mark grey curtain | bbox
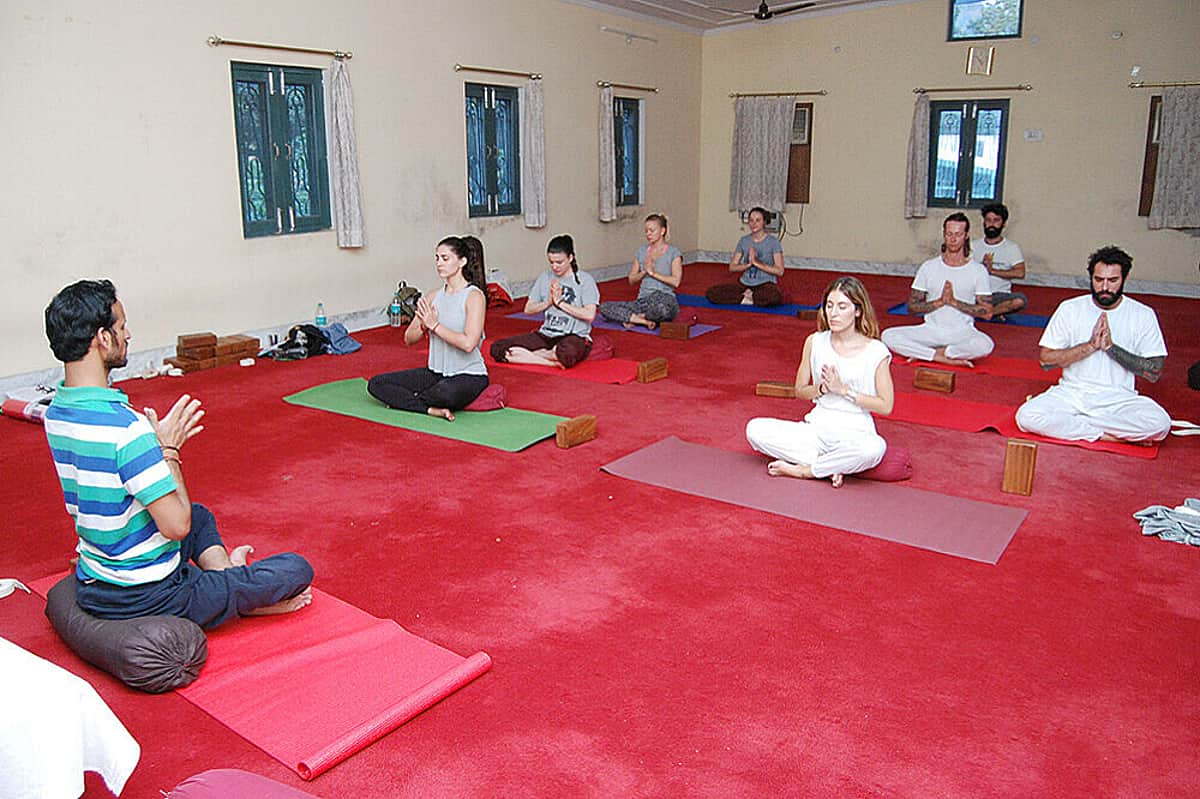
[599,84,616,222]
[728,95,796,213]
[521,78,546,228]
[904,93,930,219]
[324,60,365,247]
[1149,86,1200,230]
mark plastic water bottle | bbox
[389,291,403,327]
[315,302,327,327]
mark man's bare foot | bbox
[831,473,844,488]
[932,350,974,368]
[428,407,455,421]
[767,460,813,479]
[1098,433,1153,446]
[229,545,254,567]
[245,587,313,616]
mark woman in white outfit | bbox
[746,276,895,488]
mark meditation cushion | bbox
[44,575,207,693]
[587,334,614,361]
[857,445,913,482]
[169,769,322,798]
[464,383,507,411]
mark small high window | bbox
[948,0,1023,41]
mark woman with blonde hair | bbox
[598,213,682,330]
[745,276,894,487]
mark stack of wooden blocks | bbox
[166,332,260,374]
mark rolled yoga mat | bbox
[601,436,1026,564]
[283,378,564,452]
[174,587,491,780]
[888,391,1160,459]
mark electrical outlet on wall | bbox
[1023,129,1044,142]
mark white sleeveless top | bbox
[805,330,890,433]
[427,284,487,377]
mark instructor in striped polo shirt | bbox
[42,279,313,628]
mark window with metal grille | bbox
[465,83,521,218]
[614,96,642,207]
[231,62,331,238]
[927,99,1009,209]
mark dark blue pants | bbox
[76,503,314,630]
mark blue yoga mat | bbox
[677,294,820,316]
[887,302,1049,328]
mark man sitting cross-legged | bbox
[1016,246,1170,444]
[881,212,995,367]
[43,279,314,629]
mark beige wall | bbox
[697,0,1200,285]
[0,0,701,377]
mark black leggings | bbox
[367,368,488,413]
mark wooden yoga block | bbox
[177,332,217,349]
[176,344,216,360]
[659,321,692,340]
[755,381,797,399]
[165,356,216,374]
[913,367,956,393]
[796,309,819,321]
[636,357,669,384]
[555,415,596,449]
[215,334,260,357]
[1001,438,1038,496]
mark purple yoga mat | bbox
[505,312,721,338]
[601,436,1026,564]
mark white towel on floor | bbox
[0,635,140,798]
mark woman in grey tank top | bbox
[367,237,489,420]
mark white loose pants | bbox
[881,322,994,362]
[1015,383,1170,442]
[746,417,886,478]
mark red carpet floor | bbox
[1,264,1198,797]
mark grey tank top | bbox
[428,284,487,376]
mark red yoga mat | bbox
[601,436,1027,564]
[28,575,490,780]
[889,392,1160,459]
[900,355,1055,381]
[484,352,639,384]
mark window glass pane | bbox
[234,79,270,224]
[494,94,516,207]
[971,108,1003,200]
[933,110,962,201]
[621,106,637,199]
[465,94,487,209]
[285,82,313,218]
[950,0,1021,40]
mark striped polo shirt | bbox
[43,383,180,585]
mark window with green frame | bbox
[928,99,1009,209]
[465,83,521,218]
[231,62,331,238]
[613,96,642,207]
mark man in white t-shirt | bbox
[1016,246,1170,442]
[973,203,1027,319]
[881,212,994,367]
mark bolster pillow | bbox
[44,576,207,693]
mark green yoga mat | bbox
[283,378,565,452]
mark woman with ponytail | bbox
[599,213,682,330]
[367,236,488,420]
[490,234,599,368]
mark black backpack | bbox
[268,324,329,361]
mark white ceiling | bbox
[565,0,916,33]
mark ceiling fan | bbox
[745,2,818,20]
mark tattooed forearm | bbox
[1105,345,1164,382]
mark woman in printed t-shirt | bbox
[490,235,600,368]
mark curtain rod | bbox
[1129,80,1200,89]
[913,84,1032,94]
[598,81,658,93]
[206,35,351,60]
[454,63,542,81]
[730,90,827,98]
